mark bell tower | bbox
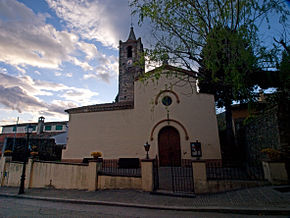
[118,27,144,102]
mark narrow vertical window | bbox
[127,46,132,58]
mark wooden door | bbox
[158,126,181,166]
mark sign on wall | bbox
[190,140,202,158]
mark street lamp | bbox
[144,142,151,159]
[18,124,33,194]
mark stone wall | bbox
[277,102,290,155]
[244,106,280,161]
[118,37,144,102]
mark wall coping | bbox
[65,101,134,114]
[10,161,23,164]
[141,159,154,162]
[33,160,88,166]
[192,160,206,163]
[98,172,141,178]
[88,159,103,163]
[262,160,286,163]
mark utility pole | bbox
[12,117,19,152]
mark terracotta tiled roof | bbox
[65,101,134,114]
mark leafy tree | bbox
[198,26,258,146]
[131,0,289,72]
[131,0,289,146]
[277,45,290,94]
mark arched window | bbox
[127,46,132,58]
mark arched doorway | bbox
[158,126,181,166]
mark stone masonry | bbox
[118,27,144,102]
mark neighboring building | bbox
[63,28,221,165]
[217,94,289,167]
[0,117,68,153]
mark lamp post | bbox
[144,142,151,159]
[18,124,33,194]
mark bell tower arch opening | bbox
[127,46,133,58]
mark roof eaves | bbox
[65,101,134,114]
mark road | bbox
[0,196,286,218]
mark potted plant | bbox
[261,148,288,184]
[4,150,12,156]
[91,151,102,160]
[261,148,282,161]
[30,151,39,159]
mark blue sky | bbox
[0,0,289,127]
[0,0,149,126]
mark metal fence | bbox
[170,165,194,193]
[98,159,141,177]
[153,157,194,194]
[206,160,264,180]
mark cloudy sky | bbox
[0,0,289,127]
[0,0,149,126]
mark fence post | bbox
[262,161,288,184]
[0,157,7,186]
[192,160,208,194]
[88,160,102,191]
[25,158,34,188]
[141,159,154,192]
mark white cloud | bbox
[69,57,93,71]
[14,66,27,74]
[0,0,68,69]
[0,85,46,113]
[0,0,127,85]
[0,0,116,79]
[65,73,72,77]
[83,55,118,82]
[54,71,62,77]
[0,72,99,115]
[46,0,131,48]
[77,41,99,60]
[0,67,7,74]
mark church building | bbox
[63,28,221,165]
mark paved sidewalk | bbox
[0,186,290,215]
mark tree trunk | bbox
[225,101,236,152]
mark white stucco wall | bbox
[30,161,89,189]
[63,73,221,161]
[2,162,23,187]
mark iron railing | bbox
[206,160,264,180]
[153,157,159,191]
[98,159,141,177]
[170,165,194,193]
[153,157,194,194]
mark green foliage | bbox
[199,26,258,108]
[131,0,289,147]
[265,46,290,106]
[278,47,290,91]
[131,0,289,76]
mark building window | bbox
[45,125,52,131]
[127,46,132,58]
[162,96,172,106]
[56,125,63,131]
[32,126,36,131]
